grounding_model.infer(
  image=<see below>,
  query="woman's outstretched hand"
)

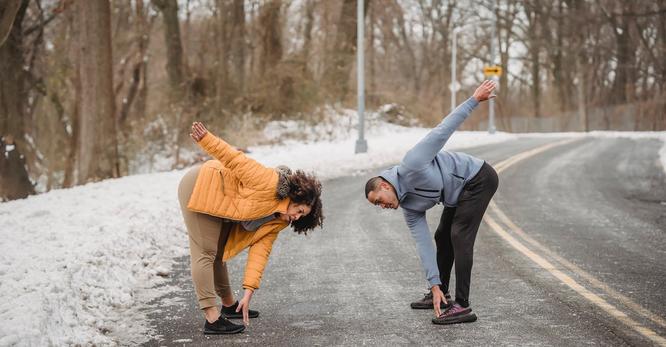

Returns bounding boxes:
[190,121,208,142]
[472,80,497,102]
[236,289,254,326]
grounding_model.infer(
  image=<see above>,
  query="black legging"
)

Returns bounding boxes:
[434,162,499,307]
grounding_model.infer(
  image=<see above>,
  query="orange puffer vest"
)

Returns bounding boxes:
[187,132,291,290]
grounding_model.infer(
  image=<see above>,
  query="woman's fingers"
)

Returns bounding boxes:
[190,122,207,142]
[243,307,249,326]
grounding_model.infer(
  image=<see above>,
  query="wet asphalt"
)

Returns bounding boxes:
[145,136,666,346]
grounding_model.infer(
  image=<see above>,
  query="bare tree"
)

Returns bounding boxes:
[322,0,369,103]
[301,0,316,75]
[76,0,118,183]
[0,0,22,47]
[152,0,185,101]
[600,1,639,104]
[230,0,246,93]
[0,0,34,200]
[258,0,283,78]
[524,0,542,118]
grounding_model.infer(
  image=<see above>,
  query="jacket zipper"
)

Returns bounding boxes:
[415,187,440,193]
[409,191,440,199]
[451,173,465,180]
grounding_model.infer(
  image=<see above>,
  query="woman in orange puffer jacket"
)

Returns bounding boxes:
[178,122,324,335]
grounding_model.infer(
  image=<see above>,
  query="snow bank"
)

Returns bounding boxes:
[0,172,187,346]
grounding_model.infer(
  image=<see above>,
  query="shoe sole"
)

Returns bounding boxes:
[432,312,477,325]
[223,313,260,319]
[204,326,246,335]
[411,304,451,310]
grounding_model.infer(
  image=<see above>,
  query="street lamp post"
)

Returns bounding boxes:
[354,0,367,154]
[450,18,497,134]
[450,27,461,113]
[488,0,497,134]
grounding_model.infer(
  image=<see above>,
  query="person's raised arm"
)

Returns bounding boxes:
[190,121,274,189]
[402,80,496,170]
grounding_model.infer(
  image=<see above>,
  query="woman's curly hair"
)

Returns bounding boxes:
[287,170,324,234]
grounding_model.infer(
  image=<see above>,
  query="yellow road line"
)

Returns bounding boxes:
[490,200,666,331]
[486,139,666,346]
[493,138,579,174]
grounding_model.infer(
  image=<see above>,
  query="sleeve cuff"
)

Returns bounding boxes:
[467,96,479,108]
[198,132,212,144]
[428,278,442,287]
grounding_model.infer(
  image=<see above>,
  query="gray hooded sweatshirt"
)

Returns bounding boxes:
[379,96,484,287]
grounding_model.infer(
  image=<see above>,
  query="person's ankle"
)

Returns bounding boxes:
[204,307,220,323]
[455,299,470,308]
[221,299,236,308]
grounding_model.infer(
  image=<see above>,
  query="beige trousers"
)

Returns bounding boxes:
[178,164,234,309]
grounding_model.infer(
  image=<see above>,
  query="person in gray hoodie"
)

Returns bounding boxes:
[365,80,499,325]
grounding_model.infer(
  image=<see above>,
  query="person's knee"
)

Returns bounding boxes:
[434,229,447,242]
[193,250,217,269]
[451,233,475,255]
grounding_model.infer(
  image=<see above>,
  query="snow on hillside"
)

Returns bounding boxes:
[0,106,664,346]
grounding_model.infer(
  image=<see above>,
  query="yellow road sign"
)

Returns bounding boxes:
[483,65,502,77]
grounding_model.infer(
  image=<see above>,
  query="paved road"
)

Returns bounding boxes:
[146,136,666,346]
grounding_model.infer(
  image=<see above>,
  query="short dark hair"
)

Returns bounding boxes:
[364,176,384,198]
[287,170,324,235]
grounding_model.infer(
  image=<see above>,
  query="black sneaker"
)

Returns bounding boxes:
[432,303,477,325]
[203,316,245,335]
[222,301,260,319]
[410,291,452,310]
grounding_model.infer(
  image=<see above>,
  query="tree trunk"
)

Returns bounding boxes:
[258,0,282,77]
[0,0,34,200]
[214,0,231,107]
[0,137,34,200]
[152,0,185,101]
[552,0,570,112]
[322,0,369,103]
[496,0,518,109]
[302,0,315,72]
[526,1,541,117]
[367,1,375,104]
[230,0,246,93]
[76,0,118,183]
[609,6,637,104]
[0,0,21,48]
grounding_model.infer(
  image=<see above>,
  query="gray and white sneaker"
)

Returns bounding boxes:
[410,290,452,310]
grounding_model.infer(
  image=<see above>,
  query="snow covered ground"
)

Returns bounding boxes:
[0,108,664,346]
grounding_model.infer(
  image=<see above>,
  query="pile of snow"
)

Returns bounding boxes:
[1,104,664,345]
[0,171,187,346]
[254,106,516,179]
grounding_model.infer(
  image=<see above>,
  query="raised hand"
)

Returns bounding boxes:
[190,121,208,142]
[472,80,497,102]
